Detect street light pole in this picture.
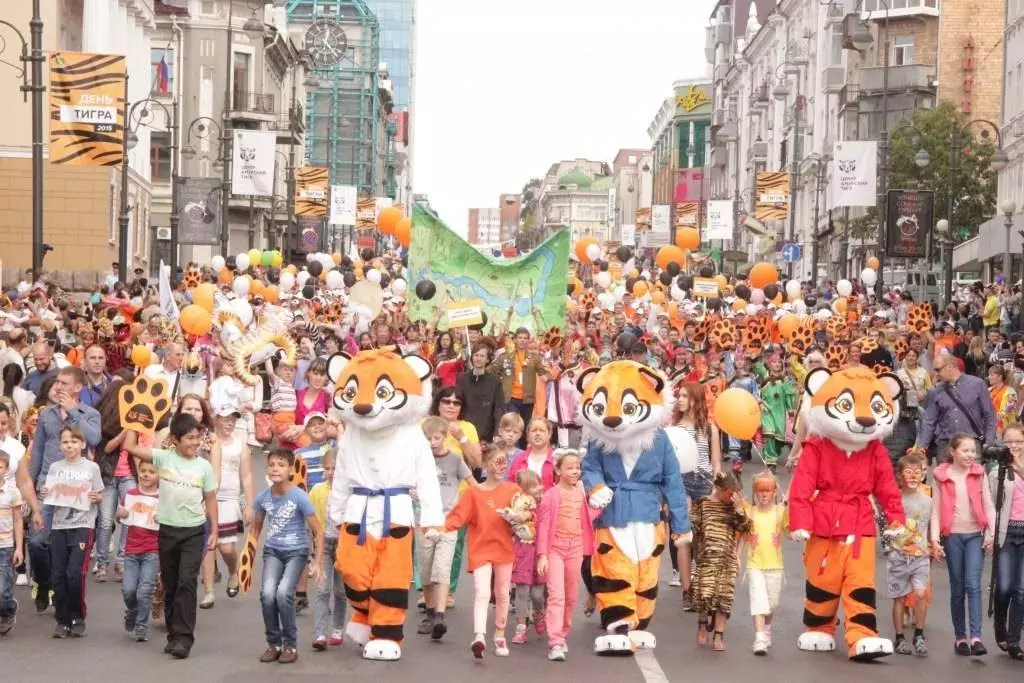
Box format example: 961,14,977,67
117,75,131,284
220,1,235,258
168,99,180,274
28,0,43,278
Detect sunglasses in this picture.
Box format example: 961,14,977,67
440,398,462,406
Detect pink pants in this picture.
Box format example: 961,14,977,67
473,562,513,636
545,535,584,647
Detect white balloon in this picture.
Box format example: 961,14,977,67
325,270,343,290
815,308,833,320
211,255,226,272
366,268,382,284
750,288,765,304
235,253,250,271
670,284,686,302
614,286,626,302
746,303,758,316
586,243,601,262
664,426,698,474
232,275,250,298
793,299,808,315
306,253,316,263
229,299,254,327
599,292,616,311
279,271,295,291
836,279,853,297
318,254,334,271
786,279,802,298
297,271,310,287
391,278,408,296
595,271,612,289
130,296,143,309
860,267,878,287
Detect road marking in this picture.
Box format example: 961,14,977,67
635,649,671,683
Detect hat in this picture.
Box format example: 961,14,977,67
303,411,328,426
215,406,241,418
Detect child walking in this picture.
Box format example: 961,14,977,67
253,448,324,664
42,426,104,638
691,471,752,652
445,440,521,659
0,451,24,635
931,434,996,656
118,459,160,642
309,449,345,650
536,448,597,661
510,469,544,644
745,471,786,656
887,453,932,657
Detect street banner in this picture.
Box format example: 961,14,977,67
408,205,569,332
329,185,357,225
755,172,790,221
706,200,734,240
607,187,616,227
158,260,180,321
831,141,878,207
651,204,671,246
295,167,328,216
675,202,699,228
886,189,934,259
231,130,275,196
635,207,651,232
48,52,126,166
620,222,636,246
176,177,221,245
356,196,377,231
299,216,322,252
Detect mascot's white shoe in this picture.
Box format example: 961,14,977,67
851,636,893,661
628,630,657,649
797,631,836,652
363,639,402,661
594,634,635,656
345,620,371,647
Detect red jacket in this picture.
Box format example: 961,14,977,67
535,483,601,557
932,462,990,537
789,437,905,541
507,447,555,490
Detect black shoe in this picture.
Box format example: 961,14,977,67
1007,645,1024,660
169,643,190,659
971,639,988,657
955,640,972,656
124,611,136,633
52,623,70,639
69,619,86,638
295,596,309,615
34,588,49,613
431,615,447,641
164,639,177,654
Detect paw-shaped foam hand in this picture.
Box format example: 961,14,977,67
238,532,258,593
118,376,171,434
290,456,308,491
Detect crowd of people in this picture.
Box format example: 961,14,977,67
2,245,1024,666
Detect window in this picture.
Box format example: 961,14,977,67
232,51,251,109
150,132,171,182
892,36,915,65
200,1,217,16
830,27,844,65
150,48,174,96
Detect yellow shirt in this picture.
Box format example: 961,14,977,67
309,482,330,528
746,504,788,570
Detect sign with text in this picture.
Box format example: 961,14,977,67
755,172,790,221
705,200,733,240
295,167,328,216
886,189,934,259
692,277,720,297
43,470,94,512
122,493,159,531
356,196,377,232
831,140,878,207
231,130,275,196
176,177,221,245
329,184,357,225
49,52,126,166
620,222,636,246
445,299,484,328
675,202,699,228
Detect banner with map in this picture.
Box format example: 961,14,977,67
408,204,570,333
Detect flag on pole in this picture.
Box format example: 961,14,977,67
156,56,170,94
159,260,180,321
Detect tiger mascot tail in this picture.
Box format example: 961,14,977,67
577,360,691,655
325,348,441,662
788,366,906,661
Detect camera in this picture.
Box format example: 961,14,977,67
982,442,1013,468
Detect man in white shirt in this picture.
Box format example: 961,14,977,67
143,340,185,408
0,402,42,585
0,328,28,376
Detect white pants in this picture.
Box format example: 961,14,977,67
748,568,784,616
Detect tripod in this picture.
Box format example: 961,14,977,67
987,458,1013,636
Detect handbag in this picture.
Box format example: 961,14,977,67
254,410,274,445
941,382,985,445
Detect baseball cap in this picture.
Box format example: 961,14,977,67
304,411,328,426
215,406,242,418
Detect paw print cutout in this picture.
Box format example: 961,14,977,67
892,338,909,361
290,456,309,491
238,532,258,593
788,321,814,357
826,316,847,341
118,376,171,434
183,265,201,290
825,343,847,370
709,319,736,350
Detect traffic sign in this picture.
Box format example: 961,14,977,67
781,243,802,263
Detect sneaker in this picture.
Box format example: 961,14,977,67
431,616,447,641
295,595,309,615
279,647,298,664
471,634,485,659
764,626,772,648
95,568,108,583
548,644,567,661
52,623,70,639
913,634,928,657
164,639,176,654
955,639,971,656
329,629,344,646
971,639,988,657
534,616,546,635
0,613,15,636
447,595,456,610
669,570,682,587
134,628,149,643
169,642,190,660
894,636,912,655
418,617,434,635
681,592,695,613
14,574,27,587
512,624,528,644
494,635,509,657
69,619,86,638
199,592,215,610
124,610,136,633
259,646,282,663
113,565,124,583
753,632,768,656
32,583,48,613
313,637,327,651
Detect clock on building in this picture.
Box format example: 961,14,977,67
304,19,347,68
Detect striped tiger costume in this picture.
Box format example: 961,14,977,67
578,361,691,655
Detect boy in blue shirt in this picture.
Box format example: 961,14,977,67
252,448,323,664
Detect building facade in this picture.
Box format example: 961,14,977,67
467,207,500,247
609,148,653,245
531,159,613,245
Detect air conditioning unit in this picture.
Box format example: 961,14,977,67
156,226,171,240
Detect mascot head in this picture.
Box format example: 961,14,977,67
328,349,433,432
576,360,673,455
804,366,903,452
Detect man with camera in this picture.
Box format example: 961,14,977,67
917,350,996,463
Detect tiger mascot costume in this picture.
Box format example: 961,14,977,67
578,360,691,655
326,349,443,661
789,366,906,661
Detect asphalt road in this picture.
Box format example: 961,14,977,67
4,462,1023,683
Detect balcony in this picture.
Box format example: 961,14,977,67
711,107,728,128
709,144,729,168
751,84,770,110
749,140,767,161
713,62,730,84
858,64,935,95
274,102,305,145
823,65,846,94
228,90,277,123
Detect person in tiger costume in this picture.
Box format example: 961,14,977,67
789,365,906,661
578,360,691,655
325,348,444,661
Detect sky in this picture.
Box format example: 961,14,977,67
412,0,713,237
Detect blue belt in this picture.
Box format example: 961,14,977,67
350,486,410,545
611,481,660,493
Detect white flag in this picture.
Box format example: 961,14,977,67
159,260,180,321
330,185,358,225
232,130,275,197
705,200,734,241
831,141,878,207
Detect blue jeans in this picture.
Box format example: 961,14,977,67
314,537,345,639
942,532,984,640
260,546,309,649
0,546,15,618
96,475,136,570
28,504,54,593
122,552,159,635
995,531,1024,646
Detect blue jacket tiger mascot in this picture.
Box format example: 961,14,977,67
578,360,691,655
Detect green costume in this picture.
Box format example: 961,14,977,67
760,375,797,465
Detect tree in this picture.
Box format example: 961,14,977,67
520,177,542,220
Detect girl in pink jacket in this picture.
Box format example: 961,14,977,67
536,448,601,661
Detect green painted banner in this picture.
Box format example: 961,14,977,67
407,204,570,333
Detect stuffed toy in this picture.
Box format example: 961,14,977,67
788,366,905,661
497,490,536,542
326,348,442,662
577,360,691,656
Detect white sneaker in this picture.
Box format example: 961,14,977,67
753,632,769,656
548,644,567,661
764,627,772,648
15,574,28,587
669,570,682,587
494,635,510,657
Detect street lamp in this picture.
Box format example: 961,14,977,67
914,149,930,169
803,154,830,286
183,116,229,254
774,59,806,278
1001,199,1016,284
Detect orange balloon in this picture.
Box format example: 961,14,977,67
394,217,412,247
354,267,364,278
575,236,599,264
778,313,800,340
867,256,880,270
676,227,700,250
130,345,151,368
372,259,383,270
651,290,666,304
714,274,728,290
180,304,212,336
732,298,747,312
749,262,779,289
773,292,783,306
714,387,762,440
632,280,649,297
218,268,233,285
353,259,363,270
264,285,280,303
628,268,639,279
571,278,583,296
655,245,686,270
833,298,848,314
377,206,403,235
667,302,679,319
249,279,265,298
332,252,342,265
192,283,217,313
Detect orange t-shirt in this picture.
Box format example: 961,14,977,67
510,351,525,400
445,481,519,571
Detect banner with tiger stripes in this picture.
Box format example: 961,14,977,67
49,52,126,166
675,202,699,228
355,196,376,232
295,167,328,216
754,171,790,221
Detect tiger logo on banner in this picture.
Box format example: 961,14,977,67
49,52,126,166
675,202,699,228
295,167,328,217
356,196,377,232
755,171,791,221
634,207,652,232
